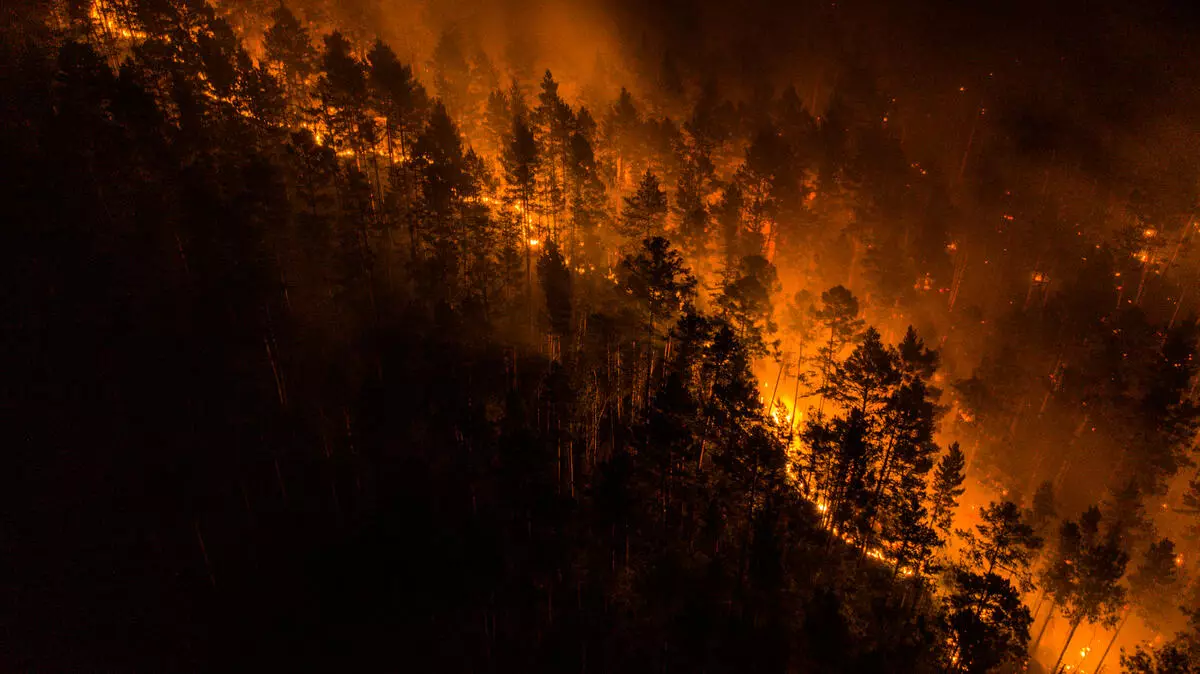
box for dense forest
[5,0,1200,671]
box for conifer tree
[317,31,372,154]
[716,255,781,359]
[367,39,427,164]
[263,2,316,125]
[946,501,1041,673]
[930,442,967,537]
[812,285,865,408]
[537,240,572,343]
[1044,507,1129,673]
[618,170,669,241]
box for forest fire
[7,0,1200,671]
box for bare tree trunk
[768,354,785,411]
[789,351,804,430]
[1031,599,1057,653]
[1093,609,1130,674]
[1051,619,1081,674]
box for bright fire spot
[1143,227,1157,238]
[89,0,147,40]
[528,238,540,247]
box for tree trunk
[1031,599,1057,653]
[1093,609,1130,674]
[789,352,804,429]
[1051,619,1081,674]
[1031,590,1047,622]
[768,355,785,410]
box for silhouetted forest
[4,0,1200,671]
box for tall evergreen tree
[618,169,669,241]
[930,442,967,537]
[263,2,315,125]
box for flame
[89,0,146,41]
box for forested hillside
[4,0,1200,671]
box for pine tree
[620,236,697,404]
[944,565,1034,673]
[1045,507,1130,673]
[930,442,967,537]
[886,471,941,578]
[619,236,697,342]
[537,240,572,342]
[716,182,744,267]
[502,112,538,239]
[263,2,315,126]
[960,500,1042,579]
[317,31,372,155]
[1028,480,1058,537]
[566,122,607,263]
[430,27,468,114]
[618,170,668,241]
[673,145,713,264]
[1094,537,1181,673]
[732,126,790,256]
[826,326,898,415]
[535,70,573,236]
[367,39,427,164]
[947,501,1041,672]
[410,101,473,257]
[483,88,511,157]
[716,255,781,359]
[812,285,866,408]
[602,86,642,192]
